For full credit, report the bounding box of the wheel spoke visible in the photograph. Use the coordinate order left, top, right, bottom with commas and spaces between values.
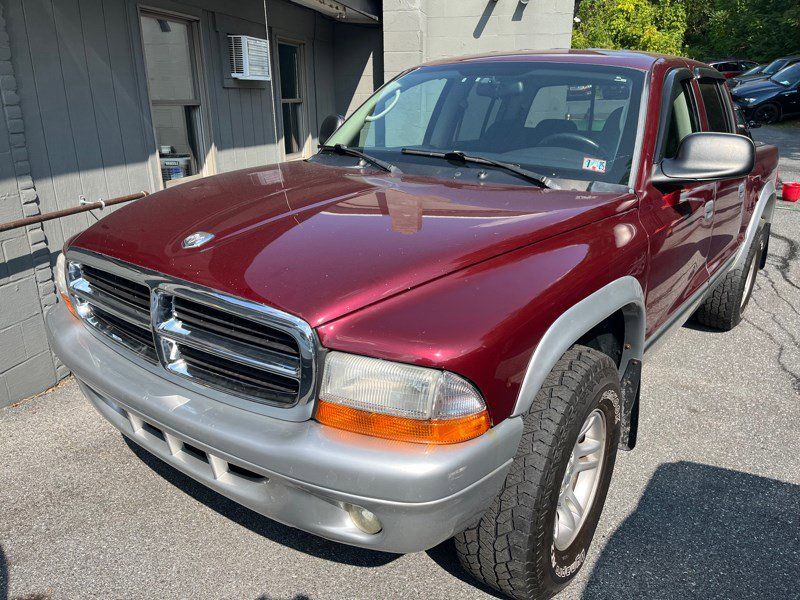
566, 488, 584, 518
574, 459, 599, 473
558, 504, 576, 532
576, 437, 602, 456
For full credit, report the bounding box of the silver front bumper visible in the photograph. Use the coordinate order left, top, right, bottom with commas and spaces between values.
46, 303, 522, 553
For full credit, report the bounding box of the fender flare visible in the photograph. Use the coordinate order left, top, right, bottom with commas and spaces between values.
732, 180, 776, 271
511, 275, 646, 417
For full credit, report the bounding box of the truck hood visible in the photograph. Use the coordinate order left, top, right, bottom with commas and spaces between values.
72, 161, 636, 327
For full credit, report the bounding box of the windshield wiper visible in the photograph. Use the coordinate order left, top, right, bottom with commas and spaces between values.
401, 148, 556, 189
318, 144, 398, 173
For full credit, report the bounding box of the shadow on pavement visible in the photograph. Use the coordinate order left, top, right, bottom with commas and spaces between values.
122, 436, 399, 568
426, 540, 506, 599
582, 461, 799, 599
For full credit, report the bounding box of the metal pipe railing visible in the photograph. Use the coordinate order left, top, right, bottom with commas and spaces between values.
0, 191, 149, 233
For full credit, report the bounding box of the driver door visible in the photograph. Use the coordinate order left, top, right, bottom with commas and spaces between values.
640, 69, 713, 337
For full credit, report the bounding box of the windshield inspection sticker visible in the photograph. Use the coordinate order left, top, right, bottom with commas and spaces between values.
582, 157, 607, 173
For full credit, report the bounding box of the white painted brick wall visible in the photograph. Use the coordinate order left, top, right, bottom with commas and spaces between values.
383, 0, 575, 79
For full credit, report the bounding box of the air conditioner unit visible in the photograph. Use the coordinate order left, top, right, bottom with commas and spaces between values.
229, 35, 271, 81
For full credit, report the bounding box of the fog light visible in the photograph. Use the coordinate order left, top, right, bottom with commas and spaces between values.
345, 503, 382, 534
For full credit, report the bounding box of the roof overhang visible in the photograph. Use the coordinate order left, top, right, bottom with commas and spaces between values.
287, 0, 380, 23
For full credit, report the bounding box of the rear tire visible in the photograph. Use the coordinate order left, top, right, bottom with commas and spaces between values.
694, 222, 766, 331
454, 346, 621, 600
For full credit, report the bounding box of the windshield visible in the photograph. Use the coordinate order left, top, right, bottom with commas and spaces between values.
771, 63, 800, 86
322, 62, 645, 187
740, 64, 763, 77
763, 59, 788, 75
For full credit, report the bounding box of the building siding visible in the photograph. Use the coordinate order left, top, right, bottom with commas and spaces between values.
0, 0, 381, 406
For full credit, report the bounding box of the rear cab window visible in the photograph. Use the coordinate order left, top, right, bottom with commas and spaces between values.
698, 78, 733, 133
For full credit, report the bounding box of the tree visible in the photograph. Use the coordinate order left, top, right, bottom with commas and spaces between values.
683, 0, 800, 62
572, 0, 687, 56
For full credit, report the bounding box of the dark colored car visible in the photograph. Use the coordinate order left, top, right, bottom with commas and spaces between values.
727, 63, 765, 88
729, 55, 800, 89
732, 61, 800, 123
47, 50, 779, 600
709, 59, 760, 79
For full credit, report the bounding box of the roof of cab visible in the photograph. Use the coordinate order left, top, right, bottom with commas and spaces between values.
419, 48, 694, 72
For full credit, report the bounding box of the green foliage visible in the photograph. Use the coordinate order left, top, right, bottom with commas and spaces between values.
683, 0, 800, 62
572, 0, 687, 56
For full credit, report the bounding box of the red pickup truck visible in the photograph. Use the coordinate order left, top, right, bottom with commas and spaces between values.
47, 50, 778, 599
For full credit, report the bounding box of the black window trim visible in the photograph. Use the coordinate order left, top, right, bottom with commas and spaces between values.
655, 68, 699, 163
695, 67, 735, 134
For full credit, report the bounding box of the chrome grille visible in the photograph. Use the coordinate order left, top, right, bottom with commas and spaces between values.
69, 264, 156, 361
65, 251, 317, 410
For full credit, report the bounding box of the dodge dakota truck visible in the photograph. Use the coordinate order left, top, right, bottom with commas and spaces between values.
47, 50, 779, 599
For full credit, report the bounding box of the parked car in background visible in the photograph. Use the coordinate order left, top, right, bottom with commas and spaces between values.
727, 63, 765, 88
709, 59, 760, 79
729, 55, 800, 89
47, 50, 779, 600
733, 61, 800, 123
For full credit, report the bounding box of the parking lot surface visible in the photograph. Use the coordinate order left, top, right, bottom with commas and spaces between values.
1, 125, 799, 600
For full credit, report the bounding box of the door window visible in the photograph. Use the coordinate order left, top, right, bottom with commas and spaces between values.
663, 79, 700, 159
140, 13, 205, 186
278, 42, 306, 158
698, 81, 731, 133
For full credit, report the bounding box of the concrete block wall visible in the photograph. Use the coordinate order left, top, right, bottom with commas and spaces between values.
383, 0, 575, 79
0, 1, 59, 407
333, 22, 384, 116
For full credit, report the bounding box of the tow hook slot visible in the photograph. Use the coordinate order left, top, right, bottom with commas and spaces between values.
619, 359, 642, 451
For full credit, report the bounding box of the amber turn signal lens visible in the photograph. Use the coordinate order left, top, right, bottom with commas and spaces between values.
61, 293, 79, 319
316, 399, 491, 444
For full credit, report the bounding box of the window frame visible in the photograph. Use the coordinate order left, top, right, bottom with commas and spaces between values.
138, 7, 214, 188
654, 68, 701, 163
274, 38, 309, 161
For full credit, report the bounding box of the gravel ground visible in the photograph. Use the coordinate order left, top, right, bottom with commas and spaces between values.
2, 125, 799, 600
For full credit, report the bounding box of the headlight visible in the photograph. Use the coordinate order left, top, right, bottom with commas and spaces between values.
316, 351, 490, 444
741, 97, 758, 104
55, 252, 78, 318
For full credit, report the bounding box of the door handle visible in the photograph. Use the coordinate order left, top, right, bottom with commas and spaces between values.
704, 200, 714, 220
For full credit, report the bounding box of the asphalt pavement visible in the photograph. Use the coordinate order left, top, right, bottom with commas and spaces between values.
1, 124, 799, 600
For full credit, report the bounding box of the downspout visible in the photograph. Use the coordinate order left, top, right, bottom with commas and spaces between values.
263, 0, 281, 161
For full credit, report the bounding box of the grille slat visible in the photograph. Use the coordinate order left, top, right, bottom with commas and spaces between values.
173, 297, 299, 357
83, 265, 150, 311
179, 344, 299, 404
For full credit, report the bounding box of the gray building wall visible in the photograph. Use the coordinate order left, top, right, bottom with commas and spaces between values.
0, 0, 380, 407
0, 0, 572, 407
383, 0, 576, 79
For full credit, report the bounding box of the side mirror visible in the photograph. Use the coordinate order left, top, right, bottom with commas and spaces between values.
652, 132, 755, 187
736, 123, 753, 139
319, 114, 345, 145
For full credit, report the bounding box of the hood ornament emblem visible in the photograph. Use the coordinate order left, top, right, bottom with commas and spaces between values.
182, 231, 215, 249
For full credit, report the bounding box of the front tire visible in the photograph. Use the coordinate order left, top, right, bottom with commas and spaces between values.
754, 103, 781, 124
454, 346, 621, 600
